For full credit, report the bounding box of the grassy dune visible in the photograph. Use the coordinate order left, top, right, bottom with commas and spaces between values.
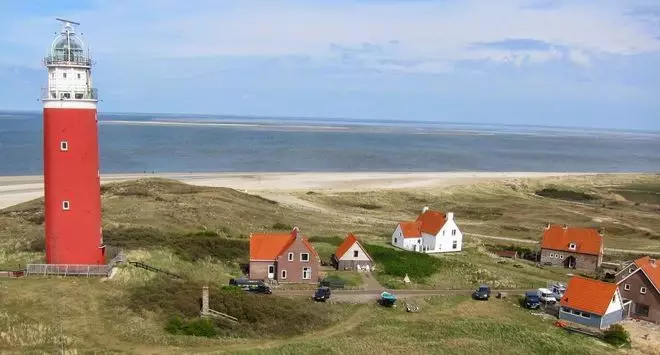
0, 174, 659, 353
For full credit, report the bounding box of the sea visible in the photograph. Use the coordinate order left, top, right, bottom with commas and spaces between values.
0, 110, 659, 175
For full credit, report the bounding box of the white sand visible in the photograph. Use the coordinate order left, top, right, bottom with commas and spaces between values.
0, 171, 592, 210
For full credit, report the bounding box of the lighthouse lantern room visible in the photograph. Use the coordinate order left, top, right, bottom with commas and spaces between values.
42, 18, 105, 266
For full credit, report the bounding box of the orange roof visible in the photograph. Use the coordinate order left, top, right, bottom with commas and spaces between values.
634, 256, 660, 292
335, 233, 358, 260
541, 225, 603, 256
249, 228, 317, 260
399, 221, 422, 238
560, 276, 619, 316
416, 210, 447, 235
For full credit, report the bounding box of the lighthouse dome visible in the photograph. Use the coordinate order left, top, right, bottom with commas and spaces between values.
51, 32, 86, 62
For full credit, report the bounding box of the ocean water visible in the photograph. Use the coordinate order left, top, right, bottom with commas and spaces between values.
0, 110, 659, 175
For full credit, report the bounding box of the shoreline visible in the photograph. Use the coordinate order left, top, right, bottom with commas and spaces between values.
0, 171, 611, 210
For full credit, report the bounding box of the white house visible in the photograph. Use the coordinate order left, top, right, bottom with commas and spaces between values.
391, 207, 462, 253
333, 233, 374, 271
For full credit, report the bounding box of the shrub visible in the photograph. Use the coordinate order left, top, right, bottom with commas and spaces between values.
165, 316, 218, 337
535, 188, 595, 202
603, 324, 630, 346
26, 238, 45, 252
364, 244, 446, 279
128, 278, 343, 338
271, 222, 293, 230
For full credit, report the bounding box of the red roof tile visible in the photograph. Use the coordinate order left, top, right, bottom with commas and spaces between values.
249, 228, 317, 260
634, 256, 660, 292
541, 225, 603, 256
416, 210, 447, 235
335, 233, 358, 260
399, 221, 422, 238
560, 276, 619, 316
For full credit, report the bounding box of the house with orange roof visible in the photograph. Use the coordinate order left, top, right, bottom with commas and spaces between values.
539, 224, 604, 271
332, 233, 373, 271
249, 227, 319, 283
391, 206, 462, 253
615, 256, 660, 323
559, 276, 625, 329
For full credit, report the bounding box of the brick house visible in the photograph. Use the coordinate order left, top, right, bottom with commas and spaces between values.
615, 256, 660, 323
249, 227, 319, 283
332, 233, 373, 271
559, 276, 625, 329
539, 224, 603, 271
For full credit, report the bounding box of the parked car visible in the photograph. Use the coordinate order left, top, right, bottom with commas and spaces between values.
473, 285, 491, 300
549, 283, 566, 300
537, 288, 557, 304
523, 291, 541, 309
229, 277, 271, 294
313, 286, 332, 302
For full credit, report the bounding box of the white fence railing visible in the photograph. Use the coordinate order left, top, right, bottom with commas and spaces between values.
26, 264, 110, 277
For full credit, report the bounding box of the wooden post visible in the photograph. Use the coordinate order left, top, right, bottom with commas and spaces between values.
201, 286, 209, 315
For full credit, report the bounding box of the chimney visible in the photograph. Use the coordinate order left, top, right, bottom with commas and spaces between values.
446, 212, 454, 221
563, 224, 568, 230
201, 285, 209, 315
292, 227, 300, 240
545, 223, 551, 230
422, 206, 429, 214
598, 228, 605, 236
651, 259, 657, 266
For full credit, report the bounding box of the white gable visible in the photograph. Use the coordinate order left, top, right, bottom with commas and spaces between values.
338, 241, 372, 262
604, 289, 623, 314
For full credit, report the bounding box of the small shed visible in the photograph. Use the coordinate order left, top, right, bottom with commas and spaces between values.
333, 233, 374, 271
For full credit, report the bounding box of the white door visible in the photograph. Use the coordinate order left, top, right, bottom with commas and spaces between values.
268, 265, 275, 279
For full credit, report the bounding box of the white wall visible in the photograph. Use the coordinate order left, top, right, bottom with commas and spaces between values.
604, 289, 623, 314
339, 242, 371, 261
47, 67, 92, 99
391, 224, 421, 251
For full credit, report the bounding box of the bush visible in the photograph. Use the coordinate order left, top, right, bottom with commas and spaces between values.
165, 316, 218, 337
129, 278, 343, 338
26, 238, 45, 252
535, 188, 595, 202
364, 244, 446, 278
271, 222, 293, 231
102, 227, 249, 263
603, 324, 630, 346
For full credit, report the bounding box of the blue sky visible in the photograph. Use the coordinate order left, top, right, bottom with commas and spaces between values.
1, 0, 659, 130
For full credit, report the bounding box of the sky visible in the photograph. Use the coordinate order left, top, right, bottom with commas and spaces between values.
0, 0, 659, 130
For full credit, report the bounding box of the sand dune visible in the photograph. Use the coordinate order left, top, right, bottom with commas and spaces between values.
0, 171, 593, 210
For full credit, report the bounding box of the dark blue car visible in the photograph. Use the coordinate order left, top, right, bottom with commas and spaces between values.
473, 285, 491, 300
524, 291, 541, 309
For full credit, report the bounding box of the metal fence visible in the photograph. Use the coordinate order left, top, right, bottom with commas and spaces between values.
26, 264, 111, 277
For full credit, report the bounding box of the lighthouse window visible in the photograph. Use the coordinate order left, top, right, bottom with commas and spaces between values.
63, 73, 67, 79
60, 141, 68, 151
75, 93, 83, 99
62, 201, 70, 210
77, 73, 81, 79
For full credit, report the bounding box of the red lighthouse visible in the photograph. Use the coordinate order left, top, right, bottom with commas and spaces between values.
42, 19, 104, 265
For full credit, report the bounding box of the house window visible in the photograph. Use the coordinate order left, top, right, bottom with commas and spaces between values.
394, 237, 397, 243
569, 243, 576, 250
640, 287, 647, 294
288, 252, 294, 261
452, 229, 457, 236
281, 270, 287, 279
442, 230, 445, 236
300, 253, 310, 262
353, 250, 359, 257
581, 312, 591, 319
452, 241, 457, 249
629, 268, 634, 274
634, 304, 650, 317
60, 141, 68, 151
624, 284, 631, 291
268, 265, 274, 274
560, 255, 564, 259
302, 267, 311, 279
62, 200, 70, 210
51, 72, 54, 79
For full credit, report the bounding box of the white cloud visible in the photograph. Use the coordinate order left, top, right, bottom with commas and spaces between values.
1, 0, 659, 72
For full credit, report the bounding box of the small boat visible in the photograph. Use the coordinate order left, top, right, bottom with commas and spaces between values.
378, 291, 397, 307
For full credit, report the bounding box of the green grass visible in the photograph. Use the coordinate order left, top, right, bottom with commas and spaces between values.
535, 187, 596, 202
322, 271, 363, 287
364, 243, 446, 279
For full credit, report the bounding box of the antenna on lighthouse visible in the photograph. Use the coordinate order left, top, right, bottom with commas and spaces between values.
55, 18, 80, 26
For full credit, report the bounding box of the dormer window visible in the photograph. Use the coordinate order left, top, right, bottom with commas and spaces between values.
568, 243, 576, 251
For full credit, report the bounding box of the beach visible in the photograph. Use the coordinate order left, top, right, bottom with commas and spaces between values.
0, 171, 593, 210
